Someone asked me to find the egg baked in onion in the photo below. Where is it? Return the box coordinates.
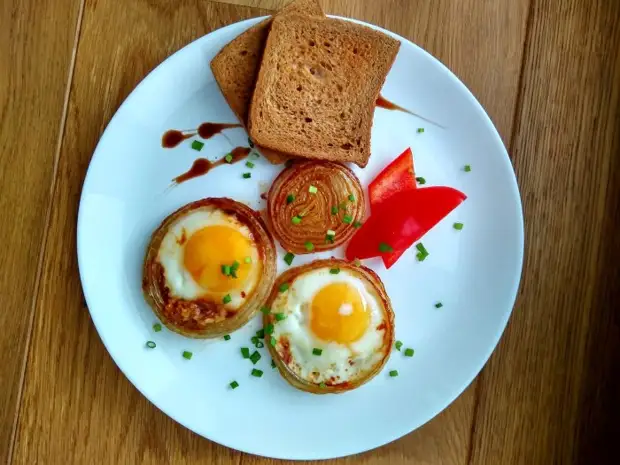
[142,198,276,338]
[264,259,394,393]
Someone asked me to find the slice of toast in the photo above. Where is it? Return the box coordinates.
[248,15,400,168]
[210,0,324,164]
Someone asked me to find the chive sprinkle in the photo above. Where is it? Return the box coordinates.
[153,323,162,332]
[242,172,251,179]
[464,164,472,172]
[416,252,428,262]
[279,283,289,292]
[395,340,403,351]
[292,215,302,225]
[146,341,156,349]
[250,351,261,365]
[245,161,255,169]
[230,380,239,389]
[251,336,259,346]
[191,140,204,151]
[417,128,425,133]
[224,153,233,163]
[251,368,263,378]
[404,348,415,357]
[248,137,255,148]
[255,329,265,339]
[182,351,193,360]
[453,222,464,230]
[223,294,232,304]
[325,234,335,244]
[271,359,276,368]
[330,268,340,275]
[353,221,363,228]
[343,214,353,224]
[241,347,250,358]
[389,370,399,377]
[379,242,394,253]
[274,313,287,321]
[244,256,252,264]
[305,241,315,252]
[416,177,426,185]
[416,243,428,255]
[221,264,231,276]
[270,336,277,347]
[287,194,295,204]
[255,341,264,349]
[331,206,338,215]
[309,185,318,194]
[264,323,274,335]
[348,194,355,202]
[260,306,271,315]
[224,334,231,341]
[312,348,323,356]
[284,252,295,266]
[319,382,327,388]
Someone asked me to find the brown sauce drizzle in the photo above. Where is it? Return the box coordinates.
[376,94,445,128]
[162,122,242,148]
[172,146,251,184]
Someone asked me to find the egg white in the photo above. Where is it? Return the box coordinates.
[271,267,389,385]
[157,208,260,309]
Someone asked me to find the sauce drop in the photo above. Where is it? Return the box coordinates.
[376,94,445,128]
[162,122,243,149]
[172,147,251,184]
[162,130,194,148]
[197,123,242,139]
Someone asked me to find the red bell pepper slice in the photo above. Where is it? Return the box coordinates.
[346,187,466,262]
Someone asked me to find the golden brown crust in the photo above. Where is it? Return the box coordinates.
[267,161,365,254]
[142,198,277,339]
[264,258,395,394]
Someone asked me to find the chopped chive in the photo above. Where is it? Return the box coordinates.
[342,214,353,224]
[404,348,415,357]
[248,137,254,148]
[417,127,425,133]
[271,359,276,368]
[435,302,444,309]
[222,294,232,304]
[182,351,193,360]
[242,172,251,179]
[251,336,259,345]
[249,351,261,365]
[353,221,363,228]
[191,140,204,151]
[330,268,340,275]
[292,215,302,225]
[146,341,156,349]
[221,264,231,276]
[230,380,239,389]
[415,243,428,255]
[245,161,255,169]
[255,341,264,349]
[305,241,315,252]
[395,340,403,351]
[264,323,274,335]
[325,234,335,244]
[379,242,394,253]
[284,252,295,266]
[260,306,271,315]
[241,347,250,358]
[312,348,323,356]
[270,336,277,347]
[153,323,162,332]
[231,260,240,271]
[416,177,426,185]
[256,328,265,338]
[225,153,233,163]
[326,229,336,237]
[252,151,260,158]
[464,164,472,172]
[416,252,428,262]
[244,256,252,264]
[286,194,295,204]
[348,194,356,202]
[389,370,399,377]
[319,382,327,389]
[279,283,289,292]
[309,185,318,194]
[223,334,231,341]
[331,206,338,215]
[274,313,287,321]
[453,222,464,230]
[251,368,263,378]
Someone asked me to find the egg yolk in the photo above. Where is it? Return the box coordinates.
[310,282,369,343]
[183,225,253,293]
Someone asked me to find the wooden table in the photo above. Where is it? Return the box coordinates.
[1,0,618,463]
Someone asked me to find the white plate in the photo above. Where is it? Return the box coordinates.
[77,16,523,460]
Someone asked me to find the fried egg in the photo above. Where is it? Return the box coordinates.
[266,259,394,391]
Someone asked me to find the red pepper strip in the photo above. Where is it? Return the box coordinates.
[346,187,467,262]
[368,148,417,268]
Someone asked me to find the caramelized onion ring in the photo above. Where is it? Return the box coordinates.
[268,161,365,254]
[142,198,277,338]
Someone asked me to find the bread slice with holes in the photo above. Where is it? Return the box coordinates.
[210,0,324,164]
[248,15,400,168]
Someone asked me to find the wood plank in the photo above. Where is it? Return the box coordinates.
[468,0,620,464]
[0,0,82,462]
[11,0,527,464]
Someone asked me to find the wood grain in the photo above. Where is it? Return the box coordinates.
[0,0,82,462]
[468,0,620,464]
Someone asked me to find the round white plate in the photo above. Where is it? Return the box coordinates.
[77,16,523,460]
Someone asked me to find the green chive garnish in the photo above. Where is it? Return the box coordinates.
[221,264,230,276]
[287,194,295,204]
[395,341,403,351]
[255,341,264,349]
[230,380,239,389]
[182,351,193,360]
[331,206,338,215]
[242,172,251,179]
[435,302,444,308]
[405,348,415,357]
[251,368,263,377]
[248,137,254,148]
[225,153,233,163]
[250,351,261,365]
[325,234,334,244]
[389,370,399,377]
[279,283,289,292]
[191,140,204,151]
[284,252,295,266]
[274,313,287,321]
[326,229,335,237]
[292,215,302,225]
[245,161,255,169]
[153,323,162,332]
[255,329,265,339]
[417,128,425,133]
[241,347,250,359]
[464,164,472,172]
[305,241,315,252]
[416,252,428,262]
[416,243,428,255]
[224,334,231,341]
[453,222,464,230]
[312,348,323,356]
[231,260,240,271]
[330,268,340,274]
[309,185,318,194]
[244,256,252,264]
[319,382,327,388]
[348,194,355,202]
[264,323,274,335]
[146,341,156,349]
[260,306,271,315]
[270,336,277,347]
[353,221,363,228]
[223,294,232,304]
[343,214,353,224]
[416,177,426,185]
[271,359,276,368]
[379,242,394,253]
